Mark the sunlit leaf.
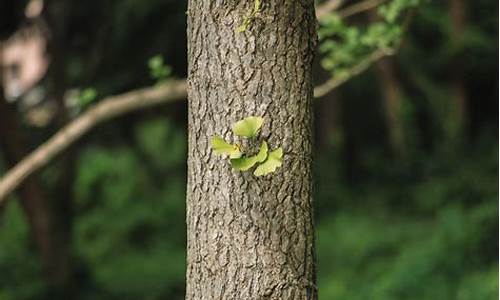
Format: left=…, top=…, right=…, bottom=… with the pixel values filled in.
left=231, top=141, right=268, bottom=171
left=148, top=54, right=172, bottom=80
left=236, top=23, right=247, bottom=33
left=79, top=88, right=97, bottom=107
left=211, top=136, right=241, bottom=159
left=254, top=147, right=283, bottom=176
left=254, top=0, right=261, bottom=12
left=232, top=116, right=264, bottom=137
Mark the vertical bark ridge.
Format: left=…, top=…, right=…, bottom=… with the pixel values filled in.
left=186, top=1, right=317, bottom=299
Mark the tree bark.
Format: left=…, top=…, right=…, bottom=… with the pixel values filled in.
left=186, top=1, right=317, bottom=299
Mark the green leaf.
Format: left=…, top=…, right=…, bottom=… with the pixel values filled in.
left=254, top=147, right=283, bottom=177
left=254, top=0, right=261, bottom=12
left=148, top=54, right=172, bottom=80
left=236, top=23, right=247, bottom=33
left=232, top=116, right=264, bottom=138
left=211, top=136, right=242, bottom=159
left=79, top=88, right=97, bottom=107
left=148, top=55, right=164, bottom=70
left=230, top=141, right=268, bottom=171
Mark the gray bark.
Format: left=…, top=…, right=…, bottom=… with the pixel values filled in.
left=186, top=0, right=317, bottom=299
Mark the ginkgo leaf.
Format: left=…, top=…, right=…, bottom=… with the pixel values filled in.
left=232, top=116, right=264, bottom=138
left=254, top=147, right=283, bottom=176
left=211, top=136, right=242, bottom=159
left=254, top=0, right=261, bottom=12
left=231, top=141, right=268, bottom=171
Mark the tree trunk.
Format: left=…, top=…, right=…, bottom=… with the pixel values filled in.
left=375, top=57, right=405, bottom=156
left=448, top=0, right=468, bottom=138
left=0, top=45, right=73, bottom=297
left=43, top=3, right=79, bottom=297
left=186, top=1, right=317, bottom=299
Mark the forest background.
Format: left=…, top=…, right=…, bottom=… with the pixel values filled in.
left=0, top=0, right=497, bottom=299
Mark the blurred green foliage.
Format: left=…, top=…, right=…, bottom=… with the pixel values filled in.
left=78, top=88, right=98, bottom=108
left=315, top=141, right=498, bottom=299
left=73, top=118, right=187, bottom=299
left=0, top=203, right=46, bottom=299
left=319, top=0, right=421, bottom=79
left=148, top=55, right=173, bottom=82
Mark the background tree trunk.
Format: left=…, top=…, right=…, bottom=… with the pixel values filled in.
left=448, top=0, right=468, bottom=138
left=186, top=1, right=317, bottom=299
left=375, top=57, right=405, bottom=156
left=0, top=45, right=73, bottom=298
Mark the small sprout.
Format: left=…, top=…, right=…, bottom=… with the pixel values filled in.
left=79, top=88, right=97, bottom=107
left=254, top=147, right=283, bottom=177
left=148, top=54, right=172, bottom=81
left=211, top=136, right=242, bottom=159
left=235, top=0, right=262, bottom=33
left=211, top=116, right=283, bottom=177
left=231, top=141, right=268, bottom=171
left=232, top=116, right=264, bottom=138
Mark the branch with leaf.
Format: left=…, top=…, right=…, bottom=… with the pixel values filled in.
left=0, top=0, right=419, bottom=203
left=316, top=0, right=421, bottom=98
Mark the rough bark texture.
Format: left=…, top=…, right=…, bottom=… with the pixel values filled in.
left=186, top=1, right=317, bottom=299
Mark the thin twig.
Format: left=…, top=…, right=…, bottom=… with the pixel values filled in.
left=316, top=0, right=344, bottom=20
left=338, top=0, right=386, bottom=18
left=313, top=47, right=395, bottom=98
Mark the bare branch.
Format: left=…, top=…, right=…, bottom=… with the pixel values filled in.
left=338, top=0, right=386, bottom=18
left=0, top=80, right=187, bottom=204
left=316, top=0, right=344, bottom=20
left=313, top=47, right=395, bottom=98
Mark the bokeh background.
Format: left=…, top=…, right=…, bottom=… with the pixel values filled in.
left=0, top=0, right=498, bottom=299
